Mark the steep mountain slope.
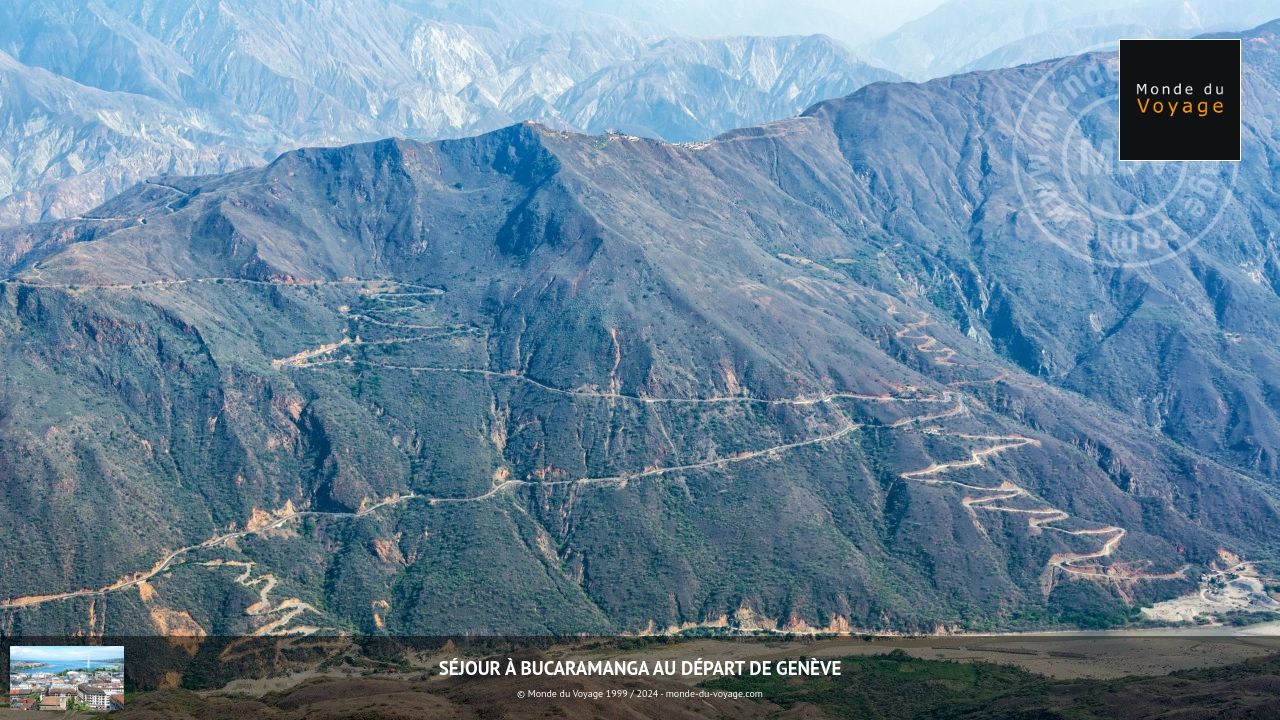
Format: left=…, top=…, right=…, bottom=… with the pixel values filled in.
left=0, top=49, right=268, bottom=228
left=0, top=0, right=896, bottom=227
left=2, top=22, right=1280, bottom=638
left=815, top=20, right=1280, bottom=486
left=555, top=35, right=888, bottom=140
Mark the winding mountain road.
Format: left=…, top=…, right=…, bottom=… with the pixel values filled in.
left=0, top=280, right=1187, bottom=631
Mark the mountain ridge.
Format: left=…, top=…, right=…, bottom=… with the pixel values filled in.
left=0, top=0, right=899, bottom=227
left=2, top=21, right=1280, bottom=636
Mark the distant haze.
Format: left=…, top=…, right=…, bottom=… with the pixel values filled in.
left=11, top=646, right=125, bottom=663
left=0, top=0, right=1274, bottom=225
left=571, top=0, right=949, bottom=43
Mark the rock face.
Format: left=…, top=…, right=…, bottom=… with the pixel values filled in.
left=0, top=0, right=897, bottom=227
left=2, top=20, right=1280, bottom=637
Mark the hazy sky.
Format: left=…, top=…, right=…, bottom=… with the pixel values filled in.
left=579, top=0, right=949, bottom=43
left=409, top=0, right=952, bottom=45
left=11, top=646, right=124, bottom=662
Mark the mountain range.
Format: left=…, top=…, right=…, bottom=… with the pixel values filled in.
left=1, top=17, right=1278, bottom=637
left=4, top=0, right=1276, bottom=231
left=0, top=0, right=898, bottom=227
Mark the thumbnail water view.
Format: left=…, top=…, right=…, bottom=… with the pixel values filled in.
left=8, top=646, right=124, bottom=712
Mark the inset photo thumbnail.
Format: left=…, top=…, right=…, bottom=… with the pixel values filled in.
left=8, top=646, right=124, bottom=712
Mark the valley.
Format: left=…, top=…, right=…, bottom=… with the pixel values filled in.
left=0, top=278, right=1198, bottom=636
left=1, top=20, right=1279, bottom=637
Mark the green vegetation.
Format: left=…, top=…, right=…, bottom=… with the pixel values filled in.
left=705, top=651, right=1280, bottom=719
left=4, top=47, right=1280, bottom=638
left=706, top=651, right=1051, bottom=719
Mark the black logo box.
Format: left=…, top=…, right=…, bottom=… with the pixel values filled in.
left=1119, top=38, right=1241, bottom=161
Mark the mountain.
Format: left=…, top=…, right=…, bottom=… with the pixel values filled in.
left=864, top=0, right=1280, bottom=79
left=555, top=35, right=888, bottom=140
left=0, top=48, right=270, bottom=230
left=2, top=20, right=1280, bottom=638
left=0, top=0, right=897, bottom=227
left=396, top=0, right=942, bottom=45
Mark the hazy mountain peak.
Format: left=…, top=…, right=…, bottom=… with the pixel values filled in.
left=0, top=0, right=899, bottom=226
